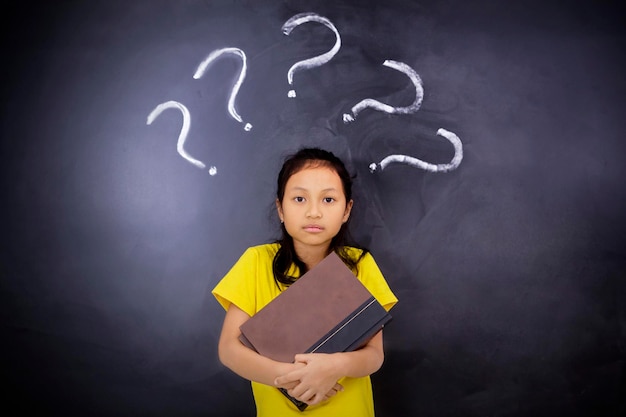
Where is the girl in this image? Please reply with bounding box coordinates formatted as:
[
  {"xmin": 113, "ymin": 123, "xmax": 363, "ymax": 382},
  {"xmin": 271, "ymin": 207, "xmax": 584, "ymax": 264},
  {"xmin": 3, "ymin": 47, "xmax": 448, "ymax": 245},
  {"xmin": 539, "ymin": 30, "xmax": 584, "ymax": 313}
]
[{"xmin": 212, "ymin": 148, "xmax": 398, "ymax": 416}]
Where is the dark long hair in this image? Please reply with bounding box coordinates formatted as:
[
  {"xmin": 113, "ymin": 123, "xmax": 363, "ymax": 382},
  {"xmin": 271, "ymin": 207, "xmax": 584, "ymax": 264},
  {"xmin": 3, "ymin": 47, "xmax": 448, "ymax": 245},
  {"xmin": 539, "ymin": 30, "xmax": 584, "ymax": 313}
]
[{"xmin": 273, "ymin": 148, "xmax": 367, "ymax": 287}]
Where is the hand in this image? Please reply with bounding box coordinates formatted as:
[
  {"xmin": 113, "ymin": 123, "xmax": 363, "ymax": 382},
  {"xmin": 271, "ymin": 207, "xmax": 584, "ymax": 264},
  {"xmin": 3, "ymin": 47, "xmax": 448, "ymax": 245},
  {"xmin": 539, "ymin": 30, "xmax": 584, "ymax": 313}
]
[
  {"xmin": 275, "ymin": 361, "xmax": 305, "ymax": 391},
  {"xmin": 274, "ymin": 353, "xmax": 344, "ymax": 406}
]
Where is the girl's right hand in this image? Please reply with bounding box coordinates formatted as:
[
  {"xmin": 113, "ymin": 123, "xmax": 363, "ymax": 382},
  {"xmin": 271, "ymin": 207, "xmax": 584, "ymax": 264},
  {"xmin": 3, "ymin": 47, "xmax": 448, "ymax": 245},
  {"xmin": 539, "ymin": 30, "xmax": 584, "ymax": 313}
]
[
  {"xmin": 276, "ymin": 362, "xmax": 343, "ymax": 403},
  {"xmin": 274, "ymin": 355, "xmax": 345, "ymax": 405}
]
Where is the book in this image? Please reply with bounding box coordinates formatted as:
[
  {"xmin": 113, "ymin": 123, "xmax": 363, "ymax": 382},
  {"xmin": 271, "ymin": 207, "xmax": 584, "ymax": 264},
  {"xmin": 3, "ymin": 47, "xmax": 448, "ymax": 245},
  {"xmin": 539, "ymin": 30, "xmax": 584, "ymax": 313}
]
[{"xmin": 238, "ymin": 251, "xmax": 392, "ymax": 411}]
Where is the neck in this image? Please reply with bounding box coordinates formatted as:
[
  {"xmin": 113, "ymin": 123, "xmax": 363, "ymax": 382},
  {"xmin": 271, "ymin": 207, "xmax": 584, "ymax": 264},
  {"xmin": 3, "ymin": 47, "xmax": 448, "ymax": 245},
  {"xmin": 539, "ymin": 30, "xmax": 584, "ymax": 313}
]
[{"xmin": 294, "ymin": 243, "xmax": 331, "ymax": 270}]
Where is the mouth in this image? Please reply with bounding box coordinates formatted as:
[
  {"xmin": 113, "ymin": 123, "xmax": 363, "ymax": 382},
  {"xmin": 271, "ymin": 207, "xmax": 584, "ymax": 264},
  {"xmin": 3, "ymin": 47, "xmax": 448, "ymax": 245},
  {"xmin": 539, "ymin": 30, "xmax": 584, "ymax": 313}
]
[{"xmin": 303, "ymin": 225, "xmax": 324, "ymax": 233}]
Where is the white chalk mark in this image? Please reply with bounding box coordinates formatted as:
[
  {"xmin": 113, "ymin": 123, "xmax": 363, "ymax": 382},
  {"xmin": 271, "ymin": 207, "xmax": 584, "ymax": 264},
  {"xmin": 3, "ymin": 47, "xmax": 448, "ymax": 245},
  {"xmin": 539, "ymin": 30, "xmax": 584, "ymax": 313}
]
[
  {"xmin": 282, "ymin": 12, "xmax": 342, "ymax": 98},
  {"xmin": 146, "ymin": 101, "xmax": 212, "ymax": 171},
  {"xmin": 194, "ymin": 47, "xmax": 252, "ymax": 131},
  {"xmin": 343, "ymin": 60, "xmax": 424, "ymax": 123},
  {"xmin": 369, "ymin": 128, "xmax": 463, "ymax": 173}
]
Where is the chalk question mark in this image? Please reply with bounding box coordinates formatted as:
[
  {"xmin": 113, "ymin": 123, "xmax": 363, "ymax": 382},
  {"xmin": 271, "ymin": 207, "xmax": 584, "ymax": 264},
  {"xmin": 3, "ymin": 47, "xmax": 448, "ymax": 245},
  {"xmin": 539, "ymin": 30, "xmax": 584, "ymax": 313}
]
[
  {"xmin": 369, "ymin": 128, "xmax": 463, "ymax": 173},
  {"xmin": 146, "ymin": 101, "xmax": 217, "ymax": 175},
  {"xmin": 282, "ymin": 12, "xmax": 341, "ymax": 98},
  {"xmin": 343, "ymin": 60, "xmax": 424, "ymax": 123},
  {"xmin": 194, "ymin": 47, "xmax": 252, "ymax": 131}
]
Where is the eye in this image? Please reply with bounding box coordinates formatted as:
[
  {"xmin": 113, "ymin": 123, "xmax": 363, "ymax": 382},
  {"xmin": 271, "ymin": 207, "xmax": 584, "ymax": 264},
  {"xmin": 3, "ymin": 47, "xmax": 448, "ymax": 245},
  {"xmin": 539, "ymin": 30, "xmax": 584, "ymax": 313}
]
[
  {"xmin": 294, "ymin": 196, "xmax": 305, "ymax": 203},
  {"xmin": 323, "ymin": 197, "xmax": 335, "ymax": 203}
]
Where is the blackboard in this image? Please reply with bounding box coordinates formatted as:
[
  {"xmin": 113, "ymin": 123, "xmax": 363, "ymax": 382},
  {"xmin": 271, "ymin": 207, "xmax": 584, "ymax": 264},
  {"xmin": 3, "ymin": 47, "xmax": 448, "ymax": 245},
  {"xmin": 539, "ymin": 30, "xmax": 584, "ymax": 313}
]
[{"xmin": 2, "ymin": 1, "xmax": 625, "ymax": 416}]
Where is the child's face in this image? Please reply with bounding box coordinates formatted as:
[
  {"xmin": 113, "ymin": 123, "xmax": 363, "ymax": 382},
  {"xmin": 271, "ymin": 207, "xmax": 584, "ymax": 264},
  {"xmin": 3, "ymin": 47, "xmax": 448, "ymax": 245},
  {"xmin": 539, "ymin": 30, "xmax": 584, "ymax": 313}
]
[{"xmin": 276, "ymin": 164, "xmax": 353, "ymax": 255}]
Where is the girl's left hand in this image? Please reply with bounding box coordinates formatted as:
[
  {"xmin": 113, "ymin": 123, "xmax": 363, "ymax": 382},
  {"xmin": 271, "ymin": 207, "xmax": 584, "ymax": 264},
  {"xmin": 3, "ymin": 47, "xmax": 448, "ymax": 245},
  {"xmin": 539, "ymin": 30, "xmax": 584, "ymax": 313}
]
[{"xmin": 274, "ymin": 353, "xmax": 343, "ymax": 406}]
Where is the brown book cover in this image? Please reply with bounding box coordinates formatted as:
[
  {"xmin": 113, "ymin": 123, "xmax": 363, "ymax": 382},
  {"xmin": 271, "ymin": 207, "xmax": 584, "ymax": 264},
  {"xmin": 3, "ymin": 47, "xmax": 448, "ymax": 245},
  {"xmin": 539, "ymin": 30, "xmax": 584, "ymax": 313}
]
[
  {"xmin": 238, "ymin": 251, "xmax": 392, "ymax": 410},
  {"xmin": 240, "ymin": 247, "xmax": 391, "ymax": 354},
  {"xmin": 239, "ymin": 251, "xmax": 391, "ymax": 362}
]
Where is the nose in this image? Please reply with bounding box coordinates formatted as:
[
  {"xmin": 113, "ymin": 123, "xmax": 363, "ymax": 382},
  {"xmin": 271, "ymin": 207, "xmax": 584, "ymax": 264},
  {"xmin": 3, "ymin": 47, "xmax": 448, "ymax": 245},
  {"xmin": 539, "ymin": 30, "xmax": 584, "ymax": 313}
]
[{"xmin": 306, "ymin": 201, "xmax": 322, "ymax": 218}]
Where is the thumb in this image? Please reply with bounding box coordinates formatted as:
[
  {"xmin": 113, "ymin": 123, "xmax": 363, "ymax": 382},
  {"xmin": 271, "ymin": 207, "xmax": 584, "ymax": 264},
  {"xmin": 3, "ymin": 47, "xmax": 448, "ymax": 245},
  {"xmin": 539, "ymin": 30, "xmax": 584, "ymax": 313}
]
[{"xmin": 294, "ymin": 353, "xmax": 310, "ymax": 363}]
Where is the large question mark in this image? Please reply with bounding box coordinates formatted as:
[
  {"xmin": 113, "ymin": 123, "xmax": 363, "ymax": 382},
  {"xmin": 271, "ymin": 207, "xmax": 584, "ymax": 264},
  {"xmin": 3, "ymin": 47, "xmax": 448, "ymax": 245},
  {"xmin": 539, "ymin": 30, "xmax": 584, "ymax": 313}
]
[
  {"xmin": 146, "ymin": 100, "xmax": 217, "ymax": 175},
  {"xmin": 193, "ymin": 47, "xmax": 252, "ymax": 131},
  {"xmin": 343, "ymin": 60, "xmax": 424, "ymax": 123},
  {"xmin": 282, "ymin": 12, "xmax": 341, "ymax": 98},
  {"xmin": 369, "ymin": 128, "xmax": 463, "ymax": 173}
]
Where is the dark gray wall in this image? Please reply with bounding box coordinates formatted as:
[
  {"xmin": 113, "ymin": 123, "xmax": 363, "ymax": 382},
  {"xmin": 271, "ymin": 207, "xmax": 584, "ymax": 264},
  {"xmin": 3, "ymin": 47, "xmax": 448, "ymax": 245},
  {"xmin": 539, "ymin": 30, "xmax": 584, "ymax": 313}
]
[{"xmin": 1, "ymin": 1, "xmax": 625, "ymax": 416}]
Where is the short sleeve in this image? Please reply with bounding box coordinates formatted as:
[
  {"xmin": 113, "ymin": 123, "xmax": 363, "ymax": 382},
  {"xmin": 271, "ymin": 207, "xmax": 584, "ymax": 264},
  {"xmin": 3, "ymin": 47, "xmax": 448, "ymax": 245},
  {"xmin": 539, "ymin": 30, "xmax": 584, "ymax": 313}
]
[
  {"xmin": 212, "ymin": 247, "xmax": 259, "ymax": 317},
  {"xmin": 356, "ymin": 252, "xmax": 398, "ymax": 312}
]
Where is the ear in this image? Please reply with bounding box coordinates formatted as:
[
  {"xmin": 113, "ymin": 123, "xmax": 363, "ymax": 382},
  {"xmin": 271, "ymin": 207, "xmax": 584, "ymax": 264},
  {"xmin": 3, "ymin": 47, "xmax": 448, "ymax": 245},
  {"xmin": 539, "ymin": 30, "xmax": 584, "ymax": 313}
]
[
  {"xmin": 343, "ymin": 199, "xmax": 354, "ymax": 223},
  {"xmin": 275, "ymin": 199, "xmax": 284, "ymax": 223}
]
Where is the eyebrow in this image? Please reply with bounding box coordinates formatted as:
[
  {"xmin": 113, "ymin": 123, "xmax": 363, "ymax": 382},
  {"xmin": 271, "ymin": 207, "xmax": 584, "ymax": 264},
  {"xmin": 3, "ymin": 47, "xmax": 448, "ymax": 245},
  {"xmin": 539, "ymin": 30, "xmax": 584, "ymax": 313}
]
[{"xmin": 288, "ymin": 186, "xmax": 339, "ymax": 192}]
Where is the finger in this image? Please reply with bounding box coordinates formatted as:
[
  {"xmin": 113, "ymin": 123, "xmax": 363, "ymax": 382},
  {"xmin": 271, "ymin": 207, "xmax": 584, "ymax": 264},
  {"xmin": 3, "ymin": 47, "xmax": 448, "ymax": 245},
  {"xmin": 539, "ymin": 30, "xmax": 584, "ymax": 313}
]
[
  {"xmin": 293, "ymin": 353, "xmax": 311, "ymax": 363},
  {"xmin": 324, "ymin": 388, "xmax": 337, "ymax": 399},
  {"xmin": 307, "ymin": 392, "xmax": 325, "ymax": 406},
  {"xmin": 295, "ymin": 388, "xmax": 314, "ymax": 403},
  {"xmin": 274, "ymin": 371, "xmax": 301, "ymax": 387},
  {"xmin": 325, "ymin": 383, "xmax": 344, "ymax": 399},
  {"xmin": 287, "ymin": 384, "xmax": 306, "ymax": 399},
  {"xmin": 275, "ymin": 380, "xmax": 299, "ymax": 390}
]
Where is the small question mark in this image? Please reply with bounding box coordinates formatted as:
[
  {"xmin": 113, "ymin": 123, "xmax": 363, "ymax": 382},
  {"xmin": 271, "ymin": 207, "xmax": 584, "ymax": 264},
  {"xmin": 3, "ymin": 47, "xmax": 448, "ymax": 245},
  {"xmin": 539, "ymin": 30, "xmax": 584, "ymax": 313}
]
[
  {"xmin": 146, "ymin": 100, "xmax": 217, "ymax": 175},
  {"xmin": 369, "ymin": 128, "xmax": 463, "ymax": 173},
  {"xmin": 282, "ymin": 12, "xmax": 341, "ymax": 98},
  {"xmin": 343, "ymin": 60, "xmax": 424, "ymax": 123},
  {"xmin": 194, "ymin": 47, "xmax": 252, "ymax": 131}
]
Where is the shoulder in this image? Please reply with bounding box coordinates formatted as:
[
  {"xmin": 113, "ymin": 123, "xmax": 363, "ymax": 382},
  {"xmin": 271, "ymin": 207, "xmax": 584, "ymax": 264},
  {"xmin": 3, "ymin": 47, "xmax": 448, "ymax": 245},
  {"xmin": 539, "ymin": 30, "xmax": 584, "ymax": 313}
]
[
  {"xmin": 342, "ymin": 246, "xmax": 375, "ymax": 265},
  {"xmin": 212, "ymin": 243, "xmax": 281, "ymax": 314},
  {"xmin": 221, "ymin": 243, "xmax": 279, "ymax": 278},
  {"xmin": 342, "ymin": 247, "xmax": 398, "ymax": 311},
  {"xmin": 240, "ymin": 243, "xmax": 280, "ymax": 262}
]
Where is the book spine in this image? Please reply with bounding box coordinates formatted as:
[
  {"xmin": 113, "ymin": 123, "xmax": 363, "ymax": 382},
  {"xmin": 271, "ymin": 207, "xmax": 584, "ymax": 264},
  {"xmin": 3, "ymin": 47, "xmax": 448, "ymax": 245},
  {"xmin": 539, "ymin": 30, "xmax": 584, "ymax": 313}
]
[
  {"xmin": 278, "ymin": 388, "xmax": 308, "ymax": 411},
  {"xmin": 306, "ymin": 297, "xmax": 392, "ymax": 354},
  {"xmin": 344, "ymin": 314, "xmax": 393, "ymax": 351}
]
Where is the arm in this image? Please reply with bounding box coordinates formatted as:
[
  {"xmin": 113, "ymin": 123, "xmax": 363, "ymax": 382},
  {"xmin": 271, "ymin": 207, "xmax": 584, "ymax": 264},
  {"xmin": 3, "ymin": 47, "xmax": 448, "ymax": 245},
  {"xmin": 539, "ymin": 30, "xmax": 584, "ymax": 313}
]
[
  {"xmin": 274, "ymin": 330, "xmax": 385, "ymax": 406},
  {"xmin": 218, "ymin": 303, "xmax": 298, "ymax": 385}
]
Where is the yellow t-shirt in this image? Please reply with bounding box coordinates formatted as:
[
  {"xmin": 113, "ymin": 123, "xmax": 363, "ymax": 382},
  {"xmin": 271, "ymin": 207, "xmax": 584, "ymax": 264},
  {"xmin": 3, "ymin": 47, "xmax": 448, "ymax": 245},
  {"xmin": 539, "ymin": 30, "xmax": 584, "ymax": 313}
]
[{"xmin": 212, "ymin": 243, "xmax": 398, "ymax": 417}]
